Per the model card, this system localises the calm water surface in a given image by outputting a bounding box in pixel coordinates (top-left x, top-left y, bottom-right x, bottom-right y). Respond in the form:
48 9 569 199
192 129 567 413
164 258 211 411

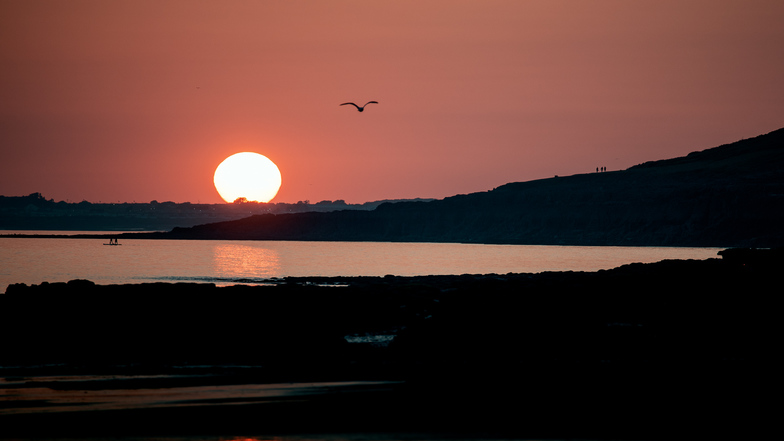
0 232 722 290
0 434 591 441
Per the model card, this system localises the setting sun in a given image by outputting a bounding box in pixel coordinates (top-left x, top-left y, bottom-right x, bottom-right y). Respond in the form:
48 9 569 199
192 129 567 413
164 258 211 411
213 152 282 203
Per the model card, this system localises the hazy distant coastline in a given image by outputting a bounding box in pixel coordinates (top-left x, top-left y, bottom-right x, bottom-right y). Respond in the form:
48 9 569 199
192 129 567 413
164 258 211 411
0 194 435 232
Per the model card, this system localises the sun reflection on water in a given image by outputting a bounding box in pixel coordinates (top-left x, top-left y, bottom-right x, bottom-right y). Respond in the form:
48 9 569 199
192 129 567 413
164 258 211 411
212 243 282 279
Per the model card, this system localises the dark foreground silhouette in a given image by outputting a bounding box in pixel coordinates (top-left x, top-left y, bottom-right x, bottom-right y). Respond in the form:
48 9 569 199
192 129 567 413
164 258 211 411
1 249 779 439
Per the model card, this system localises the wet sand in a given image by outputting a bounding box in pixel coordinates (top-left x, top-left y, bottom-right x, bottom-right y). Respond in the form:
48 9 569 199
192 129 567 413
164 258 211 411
2 373 412 437
2 375 400 415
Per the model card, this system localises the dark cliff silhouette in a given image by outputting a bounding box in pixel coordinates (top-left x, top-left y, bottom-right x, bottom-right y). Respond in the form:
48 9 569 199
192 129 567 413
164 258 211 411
133 127 784 247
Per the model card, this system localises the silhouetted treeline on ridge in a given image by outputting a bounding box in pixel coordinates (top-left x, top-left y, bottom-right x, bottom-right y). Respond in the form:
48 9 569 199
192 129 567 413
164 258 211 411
0 192 433 232
130 127 784 247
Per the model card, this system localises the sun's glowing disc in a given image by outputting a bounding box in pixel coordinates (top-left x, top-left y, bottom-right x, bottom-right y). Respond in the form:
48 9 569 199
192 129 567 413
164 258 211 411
213 152 282 203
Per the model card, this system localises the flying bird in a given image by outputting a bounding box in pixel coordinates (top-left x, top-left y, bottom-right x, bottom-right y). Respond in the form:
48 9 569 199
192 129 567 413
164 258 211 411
340 101 378 112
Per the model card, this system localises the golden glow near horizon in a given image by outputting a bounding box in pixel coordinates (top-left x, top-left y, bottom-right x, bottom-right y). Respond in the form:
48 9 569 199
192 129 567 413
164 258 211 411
213 152 282 203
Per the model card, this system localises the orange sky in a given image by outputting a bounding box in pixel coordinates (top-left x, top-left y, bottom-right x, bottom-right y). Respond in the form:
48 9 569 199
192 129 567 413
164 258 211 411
2 0 783 204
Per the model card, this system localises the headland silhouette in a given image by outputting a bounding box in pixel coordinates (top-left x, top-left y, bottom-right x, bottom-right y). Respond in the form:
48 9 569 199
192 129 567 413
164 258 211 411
4 127 782 248
120 126 784 248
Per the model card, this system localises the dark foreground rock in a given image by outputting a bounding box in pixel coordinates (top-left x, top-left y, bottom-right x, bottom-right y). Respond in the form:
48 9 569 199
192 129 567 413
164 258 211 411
1 249 780 439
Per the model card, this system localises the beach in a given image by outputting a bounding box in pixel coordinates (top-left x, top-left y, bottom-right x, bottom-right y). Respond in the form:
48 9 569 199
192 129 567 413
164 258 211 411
1 250 779 439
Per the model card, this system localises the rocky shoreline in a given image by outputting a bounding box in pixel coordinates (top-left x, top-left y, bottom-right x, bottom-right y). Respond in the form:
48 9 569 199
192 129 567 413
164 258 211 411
1 249 780 439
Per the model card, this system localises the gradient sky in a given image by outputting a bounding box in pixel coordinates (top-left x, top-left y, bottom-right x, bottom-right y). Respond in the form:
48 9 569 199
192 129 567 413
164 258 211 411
2 0 783 204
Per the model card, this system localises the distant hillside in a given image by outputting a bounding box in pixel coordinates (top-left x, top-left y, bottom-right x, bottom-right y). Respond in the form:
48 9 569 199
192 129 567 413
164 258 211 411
130 127 784 247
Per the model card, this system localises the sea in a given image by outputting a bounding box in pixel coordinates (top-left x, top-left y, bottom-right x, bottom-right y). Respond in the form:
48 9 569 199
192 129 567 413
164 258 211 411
0 230 723 291
0 232 729 441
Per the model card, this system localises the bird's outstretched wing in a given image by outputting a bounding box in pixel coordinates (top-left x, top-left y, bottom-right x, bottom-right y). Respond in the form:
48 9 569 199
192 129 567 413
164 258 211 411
364 101 379 106
340 102 360 109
